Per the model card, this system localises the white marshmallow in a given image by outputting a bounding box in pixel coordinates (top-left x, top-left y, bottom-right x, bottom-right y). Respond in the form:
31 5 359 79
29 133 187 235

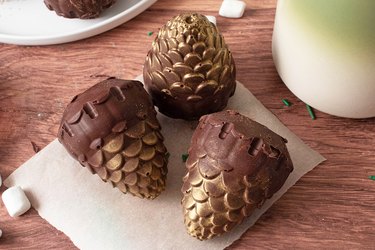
0 229 2 238
219 0 246 19
2 186 31 217
205 15 217 26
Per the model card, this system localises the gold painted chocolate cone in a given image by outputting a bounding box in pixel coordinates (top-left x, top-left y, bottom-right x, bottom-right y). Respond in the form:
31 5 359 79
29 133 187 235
181 111 293 240
143 13 236 120
59 79 168 199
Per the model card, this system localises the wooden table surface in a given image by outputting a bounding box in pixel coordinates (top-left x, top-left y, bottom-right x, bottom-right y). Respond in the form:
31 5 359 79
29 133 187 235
1 0 374 249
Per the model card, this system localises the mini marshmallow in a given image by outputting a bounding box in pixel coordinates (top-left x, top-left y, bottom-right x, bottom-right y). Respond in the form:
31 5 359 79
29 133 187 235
205 15 217 25
219 0 246 19
2 186 31 217
0 229 2 238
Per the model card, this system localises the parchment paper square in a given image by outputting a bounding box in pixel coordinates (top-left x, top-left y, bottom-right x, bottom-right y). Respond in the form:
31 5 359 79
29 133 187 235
5 78 325 250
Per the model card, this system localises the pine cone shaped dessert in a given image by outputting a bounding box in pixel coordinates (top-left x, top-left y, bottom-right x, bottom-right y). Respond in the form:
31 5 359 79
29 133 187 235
143 13 236 120
181 110 293 240
44 0 116 19
58 78 168 199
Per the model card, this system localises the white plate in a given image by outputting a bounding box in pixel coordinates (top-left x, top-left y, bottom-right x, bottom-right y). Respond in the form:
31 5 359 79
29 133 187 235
0 0 157 45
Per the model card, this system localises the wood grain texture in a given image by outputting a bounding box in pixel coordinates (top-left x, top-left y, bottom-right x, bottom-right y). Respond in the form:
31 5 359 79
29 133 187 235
0 0 374 249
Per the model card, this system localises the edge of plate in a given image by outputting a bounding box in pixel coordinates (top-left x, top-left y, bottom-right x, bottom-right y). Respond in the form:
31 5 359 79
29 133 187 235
0 0 157 46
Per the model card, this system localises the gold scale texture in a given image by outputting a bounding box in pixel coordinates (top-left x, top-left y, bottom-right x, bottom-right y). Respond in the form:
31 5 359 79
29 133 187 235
143 13 236 120
87 114 168 199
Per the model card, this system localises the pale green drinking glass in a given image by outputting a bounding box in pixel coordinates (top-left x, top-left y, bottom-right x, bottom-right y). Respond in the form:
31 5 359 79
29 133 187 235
273 0 375 118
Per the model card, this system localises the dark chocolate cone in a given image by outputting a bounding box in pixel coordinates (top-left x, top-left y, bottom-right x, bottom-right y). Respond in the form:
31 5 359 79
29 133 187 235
58 78 168 199
182 110 293 240
44 0 116 19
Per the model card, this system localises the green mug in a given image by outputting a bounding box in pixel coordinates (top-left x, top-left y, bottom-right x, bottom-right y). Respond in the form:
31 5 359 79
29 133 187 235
273 0 375 118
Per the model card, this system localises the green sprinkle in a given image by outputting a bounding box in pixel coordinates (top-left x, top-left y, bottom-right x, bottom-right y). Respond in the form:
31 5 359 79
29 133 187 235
147 31 154 36
282 99 291 107
369 176 375 181
182 154 189 162
306 104 316 120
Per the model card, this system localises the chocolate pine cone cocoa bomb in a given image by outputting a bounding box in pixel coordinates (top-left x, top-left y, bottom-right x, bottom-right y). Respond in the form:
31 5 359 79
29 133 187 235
181 110 294 240
143 13 236 120
58 78 168 199
44 0 116 19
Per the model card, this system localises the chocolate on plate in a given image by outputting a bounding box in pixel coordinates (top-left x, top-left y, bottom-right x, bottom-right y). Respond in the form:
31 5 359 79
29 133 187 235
181 110 293 240
58 78 168 199
44 0 116 19
143 13 236 120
